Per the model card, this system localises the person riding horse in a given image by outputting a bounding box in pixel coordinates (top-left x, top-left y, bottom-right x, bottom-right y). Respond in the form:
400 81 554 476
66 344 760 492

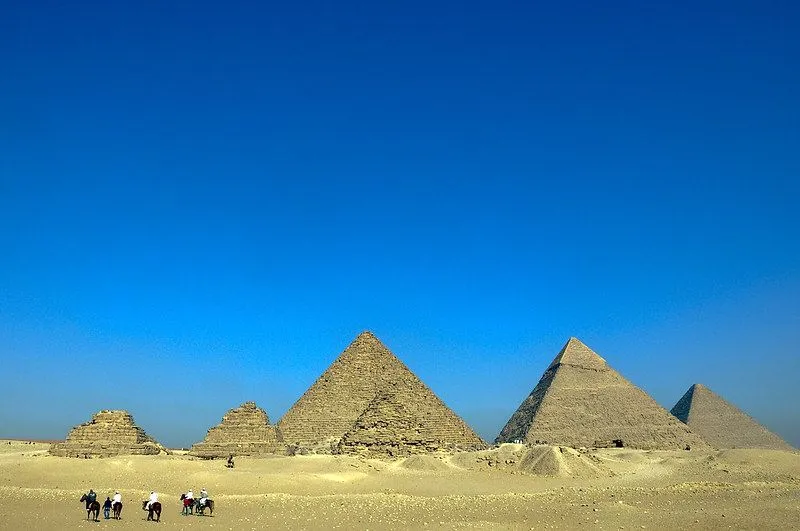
142 499 162 522
80 491 100 521
112 491 123 519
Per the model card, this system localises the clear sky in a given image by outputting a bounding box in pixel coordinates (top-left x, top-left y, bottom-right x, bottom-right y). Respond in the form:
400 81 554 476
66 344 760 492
1 1 798 448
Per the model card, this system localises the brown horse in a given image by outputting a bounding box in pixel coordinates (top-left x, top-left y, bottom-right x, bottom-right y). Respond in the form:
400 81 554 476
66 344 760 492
193 498 214 516
142 500 161 522
112 501 123 519
79 494 100 521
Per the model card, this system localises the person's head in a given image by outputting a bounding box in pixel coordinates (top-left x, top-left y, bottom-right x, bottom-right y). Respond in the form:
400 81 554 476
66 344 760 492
89 489 94 494
115 491 119 495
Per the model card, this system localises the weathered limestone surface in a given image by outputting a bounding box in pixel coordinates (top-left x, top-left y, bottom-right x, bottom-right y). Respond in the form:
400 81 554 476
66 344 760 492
189 401 284 457
496 338 709 450
671 384 794 451
337 391 438 457
278 331 486 453
49 410 165 457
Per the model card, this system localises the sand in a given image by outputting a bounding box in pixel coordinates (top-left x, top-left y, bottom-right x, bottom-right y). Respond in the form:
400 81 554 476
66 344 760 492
1 440 798 530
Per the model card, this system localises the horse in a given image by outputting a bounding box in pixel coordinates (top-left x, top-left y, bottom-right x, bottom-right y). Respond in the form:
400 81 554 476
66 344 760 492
179 493 194 515
79 494 100 521
142 500 161 522
112 501 123 519
193 498 214 516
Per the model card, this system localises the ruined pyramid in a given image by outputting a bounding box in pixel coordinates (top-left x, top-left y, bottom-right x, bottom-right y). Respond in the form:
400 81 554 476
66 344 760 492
670 384 794 451
278 331 486 453
496 338 708 450
49 410 165 457
189 401 285 458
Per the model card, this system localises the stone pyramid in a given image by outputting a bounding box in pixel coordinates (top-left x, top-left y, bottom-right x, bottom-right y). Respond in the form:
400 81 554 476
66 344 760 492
337 390 437 457
49 410 165 457
670 384 794 450
496 338 708 450
278 331 486 453
189 401 285 457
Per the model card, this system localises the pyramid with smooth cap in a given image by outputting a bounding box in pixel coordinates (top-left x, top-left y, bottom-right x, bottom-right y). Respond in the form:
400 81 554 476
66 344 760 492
496 338 708 450
670 384 794 450
278 331 486 453
189 401 285 458
49 410 166 457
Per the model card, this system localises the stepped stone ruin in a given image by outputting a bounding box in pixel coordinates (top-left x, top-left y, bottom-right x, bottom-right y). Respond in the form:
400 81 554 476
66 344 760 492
671 383 794 451
496 338 709 450
49 410 165 457
189 401 285 457
278 331 486 455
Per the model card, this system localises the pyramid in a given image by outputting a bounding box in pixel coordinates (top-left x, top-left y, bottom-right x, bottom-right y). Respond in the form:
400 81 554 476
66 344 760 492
496 338 709 450
337 391 437 457
189 401 285 458
49 410 166 457
277 331 486 453
670 384 794 450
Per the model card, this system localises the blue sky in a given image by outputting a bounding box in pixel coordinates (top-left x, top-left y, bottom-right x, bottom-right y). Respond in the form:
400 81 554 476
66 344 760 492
1 0 798 448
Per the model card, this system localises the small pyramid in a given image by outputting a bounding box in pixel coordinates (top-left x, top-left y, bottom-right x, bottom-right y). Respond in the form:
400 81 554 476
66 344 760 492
278 331 486 452
671 384 794 450
496 338 708 450
189 401 285 458
337 391 436 457
49 410 165 457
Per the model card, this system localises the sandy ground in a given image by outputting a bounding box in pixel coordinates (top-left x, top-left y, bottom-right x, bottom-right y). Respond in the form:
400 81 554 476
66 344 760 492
0 440 798 530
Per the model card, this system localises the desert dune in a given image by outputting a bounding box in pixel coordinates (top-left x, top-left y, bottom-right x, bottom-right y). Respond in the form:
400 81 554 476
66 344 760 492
2 440 798 530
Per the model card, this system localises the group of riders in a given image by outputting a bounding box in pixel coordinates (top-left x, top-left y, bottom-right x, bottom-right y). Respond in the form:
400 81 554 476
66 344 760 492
81 487 212 521
179 488 212 515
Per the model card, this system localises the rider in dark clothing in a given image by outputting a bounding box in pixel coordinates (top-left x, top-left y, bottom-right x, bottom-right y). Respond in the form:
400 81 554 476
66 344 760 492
86 489 97 508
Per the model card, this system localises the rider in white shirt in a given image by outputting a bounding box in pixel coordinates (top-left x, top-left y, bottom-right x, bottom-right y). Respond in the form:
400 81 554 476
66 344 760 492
199 488 208 507
113 491 122 505
186 490 193 501
146 491 158 509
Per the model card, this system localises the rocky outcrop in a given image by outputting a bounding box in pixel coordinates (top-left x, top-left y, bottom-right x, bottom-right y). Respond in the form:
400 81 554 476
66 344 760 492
671 384 794 450
189 401 284 458
278 331 486 454
496 338 709 450
49 410 165 457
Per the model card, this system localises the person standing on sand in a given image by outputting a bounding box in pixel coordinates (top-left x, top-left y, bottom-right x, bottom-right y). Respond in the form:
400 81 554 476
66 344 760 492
103 497 112 519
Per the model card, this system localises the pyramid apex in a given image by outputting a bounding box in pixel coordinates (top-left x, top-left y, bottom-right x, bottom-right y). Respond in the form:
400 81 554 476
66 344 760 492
547 337 608 371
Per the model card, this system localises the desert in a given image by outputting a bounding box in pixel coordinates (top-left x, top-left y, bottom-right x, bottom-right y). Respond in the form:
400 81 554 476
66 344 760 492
2 439 798 530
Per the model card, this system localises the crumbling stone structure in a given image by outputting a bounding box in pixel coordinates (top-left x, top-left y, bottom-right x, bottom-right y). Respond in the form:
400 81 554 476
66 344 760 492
189 401 284 457
49 410 165 457
278 331 486 454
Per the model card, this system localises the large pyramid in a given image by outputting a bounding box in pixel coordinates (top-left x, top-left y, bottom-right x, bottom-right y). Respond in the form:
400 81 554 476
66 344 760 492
277 331 486 453
49 410 166 457
670 384 794 451
189 401 285 458
496 338 708 450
